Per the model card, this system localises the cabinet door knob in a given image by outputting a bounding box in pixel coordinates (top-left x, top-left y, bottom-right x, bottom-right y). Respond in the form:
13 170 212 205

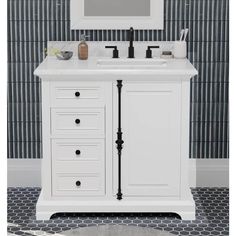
76 181 81 187
75 91 80 97
75 150 81 155
75 119 80 124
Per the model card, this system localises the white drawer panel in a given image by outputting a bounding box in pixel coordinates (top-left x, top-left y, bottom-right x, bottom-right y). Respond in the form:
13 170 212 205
52 139 104 161
53 161 102 173
51 108 104 137
53 174 104 196
51 82 105 107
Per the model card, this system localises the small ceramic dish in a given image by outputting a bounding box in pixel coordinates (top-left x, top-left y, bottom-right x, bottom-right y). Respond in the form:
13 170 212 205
56 51 73 60
160 51 173 59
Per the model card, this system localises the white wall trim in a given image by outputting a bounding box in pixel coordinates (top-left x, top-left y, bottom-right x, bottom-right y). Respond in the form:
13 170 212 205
189 159 229 188
8 159 229 187
8 159 41 187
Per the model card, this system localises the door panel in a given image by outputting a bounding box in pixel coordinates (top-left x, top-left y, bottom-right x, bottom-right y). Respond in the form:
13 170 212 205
121 82 181 197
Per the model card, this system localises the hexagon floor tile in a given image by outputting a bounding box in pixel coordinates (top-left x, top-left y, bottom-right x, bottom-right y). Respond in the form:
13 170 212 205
62 225 176 236
7 188 229 236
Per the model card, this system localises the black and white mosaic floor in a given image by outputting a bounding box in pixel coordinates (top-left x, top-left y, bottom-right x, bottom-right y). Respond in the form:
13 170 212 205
7 188 229 236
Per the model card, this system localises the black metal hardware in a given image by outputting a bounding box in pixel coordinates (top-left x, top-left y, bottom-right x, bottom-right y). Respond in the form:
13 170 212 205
76 181 81 187
75 91 80 97
116 80 124 200
128 27 135 58
75 119 80 124
75 150 81 155
146 46 160 58
105 46 119 58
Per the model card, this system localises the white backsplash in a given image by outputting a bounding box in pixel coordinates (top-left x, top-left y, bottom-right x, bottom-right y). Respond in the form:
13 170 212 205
47 41 175 59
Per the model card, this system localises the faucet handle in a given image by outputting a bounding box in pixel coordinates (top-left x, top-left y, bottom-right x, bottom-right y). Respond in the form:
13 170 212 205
105 46 119 58
146 46 160 58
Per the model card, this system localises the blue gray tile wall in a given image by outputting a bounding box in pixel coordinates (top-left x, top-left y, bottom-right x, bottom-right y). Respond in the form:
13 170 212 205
7 0 229 159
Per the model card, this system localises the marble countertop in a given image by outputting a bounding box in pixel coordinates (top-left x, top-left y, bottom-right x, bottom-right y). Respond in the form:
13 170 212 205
34 56 198 81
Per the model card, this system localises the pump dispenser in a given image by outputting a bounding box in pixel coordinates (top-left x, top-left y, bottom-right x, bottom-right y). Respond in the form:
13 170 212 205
78 34 88 60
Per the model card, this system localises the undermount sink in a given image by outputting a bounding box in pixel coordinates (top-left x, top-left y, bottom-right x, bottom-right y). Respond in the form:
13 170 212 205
97 58 167 68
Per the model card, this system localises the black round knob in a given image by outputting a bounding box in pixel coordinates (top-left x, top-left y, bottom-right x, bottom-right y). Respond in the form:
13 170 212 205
76 181 81 187
75 119 80 124
75 150 81 155
75 91 80 97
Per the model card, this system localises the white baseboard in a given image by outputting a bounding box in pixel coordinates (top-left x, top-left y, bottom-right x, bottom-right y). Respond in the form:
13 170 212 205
7 159 229 187
189 159 229 187
8 159 41 187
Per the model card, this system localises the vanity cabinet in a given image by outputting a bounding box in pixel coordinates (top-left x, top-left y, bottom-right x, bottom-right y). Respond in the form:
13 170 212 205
36 79 195 220
34 52 197 221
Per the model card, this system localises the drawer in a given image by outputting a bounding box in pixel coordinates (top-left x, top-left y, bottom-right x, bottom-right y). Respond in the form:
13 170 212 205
52 139 104 161
52 173 104 196
51 108 104 137
53 161 102 174
51 82 105 107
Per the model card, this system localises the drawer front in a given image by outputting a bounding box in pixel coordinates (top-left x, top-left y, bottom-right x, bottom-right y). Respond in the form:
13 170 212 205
51 82 105 107
53 161 102 173
52 174 104 196
51 108 104 137
52 139 103 161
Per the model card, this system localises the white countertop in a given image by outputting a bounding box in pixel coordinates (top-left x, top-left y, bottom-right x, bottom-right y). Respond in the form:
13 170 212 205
34 56 198 81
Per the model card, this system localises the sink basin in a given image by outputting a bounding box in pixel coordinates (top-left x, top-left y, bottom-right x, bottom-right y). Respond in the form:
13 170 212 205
97 58 167 68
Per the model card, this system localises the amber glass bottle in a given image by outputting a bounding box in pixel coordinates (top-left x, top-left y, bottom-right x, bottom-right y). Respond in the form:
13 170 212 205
78 35 88 60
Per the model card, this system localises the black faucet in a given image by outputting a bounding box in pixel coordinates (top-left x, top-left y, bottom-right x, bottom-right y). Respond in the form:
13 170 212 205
128 27 134 58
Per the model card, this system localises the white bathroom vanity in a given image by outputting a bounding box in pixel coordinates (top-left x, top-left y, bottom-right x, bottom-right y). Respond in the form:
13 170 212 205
34 42 197 220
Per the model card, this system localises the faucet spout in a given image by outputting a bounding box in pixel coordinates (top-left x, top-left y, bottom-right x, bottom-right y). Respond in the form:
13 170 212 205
128 27 134 58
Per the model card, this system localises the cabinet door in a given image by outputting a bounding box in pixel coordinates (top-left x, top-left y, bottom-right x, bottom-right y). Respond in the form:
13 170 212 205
120 82 181 197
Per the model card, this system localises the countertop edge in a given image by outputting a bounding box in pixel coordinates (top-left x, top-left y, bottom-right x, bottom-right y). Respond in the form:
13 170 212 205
34 69 198 78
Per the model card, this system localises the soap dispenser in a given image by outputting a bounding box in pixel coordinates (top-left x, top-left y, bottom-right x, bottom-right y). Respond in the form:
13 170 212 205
78 34 88 60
